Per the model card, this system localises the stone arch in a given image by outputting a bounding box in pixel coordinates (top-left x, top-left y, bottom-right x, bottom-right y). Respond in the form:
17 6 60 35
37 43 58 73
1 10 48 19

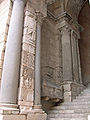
65 0 87 20
78 1 90 86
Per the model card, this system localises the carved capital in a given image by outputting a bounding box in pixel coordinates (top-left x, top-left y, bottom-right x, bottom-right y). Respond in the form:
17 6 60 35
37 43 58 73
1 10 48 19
59 25 71 36
36 12 44 25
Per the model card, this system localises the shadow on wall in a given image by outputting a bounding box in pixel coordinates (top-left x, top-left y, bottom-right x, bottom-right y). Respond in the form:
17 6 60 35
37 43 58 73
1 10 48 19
78 1 90 86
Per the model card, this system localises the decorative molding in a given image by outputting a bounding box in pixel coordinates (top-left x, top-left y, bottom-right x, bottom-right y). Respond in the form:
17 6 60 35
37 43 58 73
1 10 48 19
45 0 56 5
36 12 44 24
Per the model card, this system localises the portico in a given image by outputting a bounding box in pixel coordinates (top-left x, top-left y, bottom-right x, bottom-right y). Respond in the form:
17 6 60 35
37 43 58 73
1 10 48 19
0 0 89 120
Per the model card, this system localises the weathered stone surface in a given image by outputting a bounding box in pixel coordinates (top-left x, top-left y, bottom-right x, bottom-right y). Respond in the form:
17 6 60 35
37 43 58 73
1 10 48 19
0 0 89 120
41 17 63 100
0 115 26 120
27 110 47 120
79 2 90 86
48 85 90 120
63 81 85 102
18 1 36 113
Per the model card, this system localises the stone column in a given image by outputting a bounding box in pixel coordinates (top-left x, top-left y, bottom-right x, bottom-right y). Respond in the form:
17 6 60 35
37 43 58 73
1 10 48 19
0 0 25 105
34 13 42 106
27 12 47 120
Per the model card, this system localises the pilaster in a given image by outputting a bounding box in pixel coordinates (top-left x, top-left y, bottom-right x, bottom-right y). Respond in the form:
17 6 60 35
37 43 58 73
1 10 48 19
56 12 85 102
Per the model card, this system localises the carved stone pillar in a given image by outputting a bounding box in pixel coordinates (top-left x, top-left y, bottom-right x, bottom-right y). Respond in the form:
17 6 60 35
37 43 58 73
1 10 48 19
27 12 47 120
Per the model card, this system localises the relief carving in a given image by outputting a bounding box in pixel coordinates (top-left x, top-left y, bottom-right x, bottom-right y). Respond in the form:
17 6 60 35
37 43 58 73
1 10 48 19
18 2 36 109
22 65 34 89
22 50 34 68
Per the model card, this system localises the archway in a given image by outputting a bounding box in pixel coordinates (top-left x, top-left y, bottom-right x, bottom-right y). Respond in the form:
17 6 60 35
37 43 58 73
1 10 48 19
78 1 90 86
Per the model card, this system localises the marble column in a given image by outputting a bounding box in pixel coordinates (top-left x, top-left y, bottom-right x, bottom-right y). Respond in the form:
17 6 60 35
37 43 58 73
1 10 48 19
0 0 25 104
34 13 43 106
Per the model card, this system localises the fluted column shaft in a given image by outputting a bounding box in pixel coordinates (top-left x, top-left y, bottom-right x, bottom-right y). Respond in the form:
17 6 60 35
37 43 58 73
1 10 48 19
0 0 25 104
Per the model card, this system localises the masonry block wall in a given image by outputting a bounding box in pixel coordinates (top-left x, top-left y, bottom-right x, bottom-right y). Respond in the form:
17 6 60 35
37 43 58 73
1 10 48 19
79 1 90 86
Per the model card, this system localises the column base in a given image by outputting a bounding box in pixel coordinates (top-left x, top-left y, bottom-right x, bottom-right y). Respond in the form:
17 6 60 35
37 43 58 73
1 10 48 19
27 105 47 120
0 103 26 120
0 115 26 120
62 81 85 102
0 103 19 115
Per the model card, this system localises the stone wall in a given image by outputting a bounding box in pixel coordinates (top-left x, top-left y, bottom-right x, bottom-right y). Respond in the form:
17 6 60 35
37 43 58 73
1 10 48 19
41 16 63 101
0 0 12 86
41 16 63 112
79 1 90 86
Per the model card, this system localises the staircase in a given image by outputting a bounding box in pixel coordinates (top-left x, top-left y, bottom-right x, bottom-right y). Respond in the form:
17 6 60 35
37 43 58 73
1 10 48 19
47 85 90 120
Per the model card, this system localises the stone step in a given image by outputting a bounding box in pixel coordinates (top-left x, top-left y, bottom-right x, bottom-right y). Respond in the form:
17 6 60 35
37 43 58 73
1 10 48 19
48 86 90 120
62 101 90 106
47 117 87 120
48 109 75 114
76 96 90 99
80 90 90 93
48 108 90 114
79 93 90 96
51 105 90 110
73 98 90 102
82 89 90 92
48 113 88 118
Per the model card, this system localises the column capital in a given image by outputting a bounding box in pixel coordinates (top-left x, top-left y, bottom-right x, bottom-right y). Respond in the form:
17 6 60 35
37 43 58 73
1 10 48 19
11 0 26 3
36 12 44 25
59 25 71 36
